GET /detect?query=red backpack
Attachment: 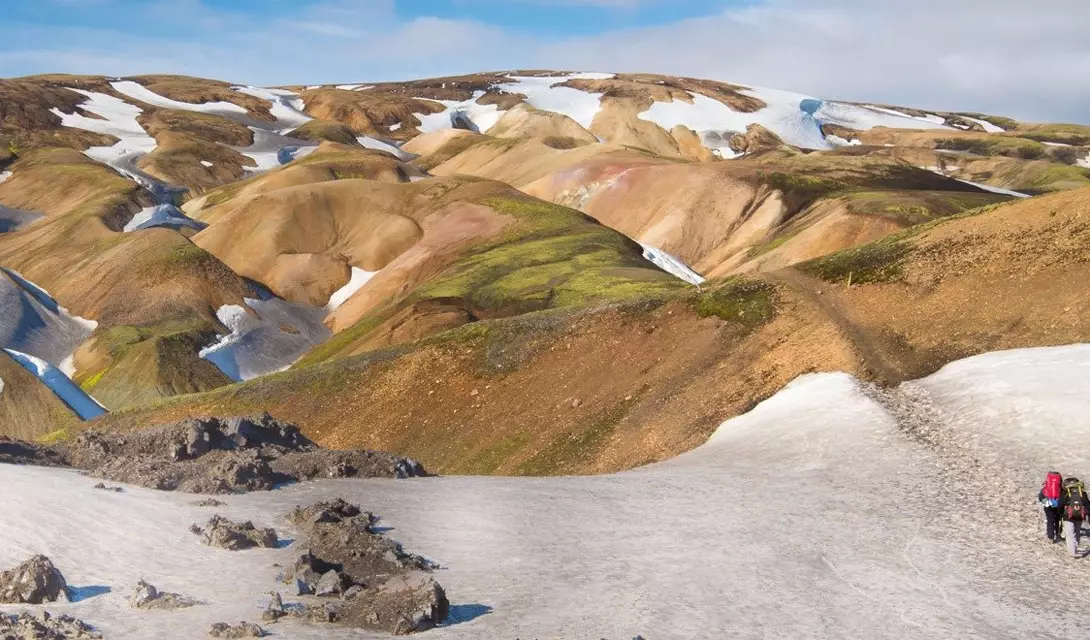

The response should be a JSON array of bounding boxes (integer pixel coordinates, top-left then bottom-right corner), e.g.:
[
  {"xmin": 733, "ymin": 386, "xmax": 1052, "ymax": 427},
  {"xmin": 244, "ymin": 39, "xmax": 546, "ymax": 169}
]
[{"xmin": 1044, "ymin": 472, "xmax": 1063, "ymax": 506}]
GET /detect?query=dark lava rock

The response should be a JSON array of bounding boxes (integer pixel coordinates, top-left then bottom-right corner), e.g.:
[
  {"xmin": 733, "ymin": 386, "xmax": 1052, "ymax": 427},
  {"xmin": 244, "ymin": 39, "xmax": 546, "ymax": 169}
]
[
  {"xmin": 277, "ymin": 499, "xmax": 448, "ymax": 634},
  {"xmin": 0, "ymin": 555, "xmax": 69, "ymax": 604},
  {"xmin": 191, "ymin": 515, "xmax": 278, "ymax": 551},
  {"xmin": 0, "ymin": 611, "xmax": 101, "ymax": 639},
  {"xmin": 0, "ymin": 437, "xmax": 68, "ymax": 467},
  {"xmin": 0, "ymin": 413, "xmax": 428, "ymax": 494},
  {"xmin": 92, "ymin": 482, "xmax": 123, "ymax": 492},
  {"xmin": 129, "ymin": 579, "xmax": 200, "ymax": 610},
  {"xmin": 192, "ymin": 498, "xmax": 227, "ymax": 507},
  {"xmin": 207, "ymin": 621, "xmax": 265, "ymax": 638}
]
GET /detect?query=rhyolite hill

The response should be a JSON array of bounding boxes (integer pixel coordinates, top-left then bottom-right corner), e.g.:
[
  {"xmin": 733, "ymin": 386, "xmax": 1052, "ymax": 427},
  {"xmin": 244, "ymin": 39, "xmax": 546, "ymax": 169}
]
[{"xmin": 1, "ymin": 70, "xmax": 1089, "ymax": 474}]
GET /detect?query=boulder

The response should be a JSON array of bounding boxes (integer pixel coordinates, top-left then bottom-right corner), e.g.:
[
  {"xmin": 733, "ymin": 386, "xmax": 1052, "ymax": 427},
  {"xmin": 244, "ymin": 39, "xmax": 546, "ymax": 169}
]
[
  {"xmin": 207, "ymin": 621, "xmax": 265, "ymax": 638},
  {"xmin": 314, "ymin": 570, "xmax": 347, "ymax": 597},
  {"xmin": 0, "ymin": 611, "xmax": 101, "ymax": 639},
  {"xmin": 192, "ymin": 515, "xmax": 278, "ymax": 550},
  {"xmin": 129, "ymin": 579, "xmax": 199, "ymax": 610},
  {"xmin": 0, "ymin": 555, "xmax": 69, "ymax": 604}
]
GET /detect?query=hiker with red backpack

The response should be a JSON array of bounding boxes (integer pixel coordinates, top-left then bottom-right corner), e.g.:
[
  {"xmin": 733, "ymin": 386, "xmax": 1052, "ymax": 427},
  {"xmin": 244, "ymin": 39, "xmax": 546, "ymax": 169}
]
[
  {"xmin": 1039, "ymin": 471, "xmax": 1064, "ymax": 543},
  {"xmin": 1060, "ymin": 476, "xmax": 1089, "ymax": 557}
]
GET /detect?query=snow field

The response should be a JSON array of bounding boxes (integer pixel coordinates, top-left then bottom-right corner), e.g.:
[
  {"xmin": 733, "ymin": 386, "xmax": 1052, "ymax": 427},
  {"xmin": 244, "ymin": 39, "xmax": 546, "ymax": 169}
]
[
  {"xmin": 6, "ymin": 345, "xmax": 1090, "ymax": 637},
  {"xmin": 325, "ymin": 267, "xmax": 378, "ymax": 312}
]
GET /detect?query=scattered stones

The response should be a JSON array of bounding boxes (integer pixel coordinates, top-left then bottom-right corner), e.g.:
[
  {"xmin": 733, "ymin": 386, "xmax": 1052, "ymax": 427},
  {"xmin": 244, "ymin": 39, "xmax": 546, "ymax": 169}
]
[
  {"xmin": 0, "ymin": 413, "xmax": 428, "ymax": 494},
  {"xmin": 191, "ymin": 515, "xmax": 278, "ymax": 550},
  {"xmin": 192, "ymin": 498, "xmax": 227, "ymax": 507},
  {"xmin": 0, "ymin": 611, "xmax": 101, "ymax": 639},
  {"xmin": 207, "ymin": 621, "xmax": 265, "ymax": 638},
  {"xmin": 261, "ymin": 592, "xmax": 286, "ymax": 623},
  {"xmin": 92, "ymin": 482, "xmax": 123, "ymax": 492},
  {"xmin": 275, "ymin": 499, "xmax": 448, "ymax": 634},
  {"xmin": 0, "ymin": 555, "xmax": 69, "ymax": 604},
  {"xmin": 129, "ymin": 579, "xmax": 200, "ymax": 610}
]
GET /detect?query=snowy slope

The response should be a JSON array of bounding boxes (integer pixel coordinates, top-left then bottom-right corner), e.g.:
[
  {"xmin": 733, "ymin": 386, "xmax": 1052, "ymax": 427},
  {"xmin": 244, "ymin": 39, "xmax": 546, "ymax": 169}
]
[
  {"xmin": 123, "ymin": 204, "xmax": 207, "ymax": 233},
  {"xmin": 0, "ymin": 268, "xmax": 97, "ymax": 375},
  {"xmin": 325, "ymin": 267, "xmax": 378, "ymax": 312},
  {"xmin": 414, "ymin": 73, "xmax": 612, "ymax": 135},
  {"xmin": 639, "ymin": 84, "xmax": 950, "ymax": 151},
  {"xmin": 639, "ymin": 243, "xmax": 704, "ymax": 285},
  {"xmin": 110, "ymin": 81, "xmax": 248, "ymax": 116},
  {"xmin": 199, "ymin": 288, "xmax": 331, "ymax": 382},
  {"xmin": 50, "ymin": 89, "xmax": 158, "ymax": 181},
  {"xmin": 2, "ymin": 349, "xmax": 105, "ymax": 419},
  {"xmin": 5, "ymin": 345, "xmax": 1090, "ymax": 638}
]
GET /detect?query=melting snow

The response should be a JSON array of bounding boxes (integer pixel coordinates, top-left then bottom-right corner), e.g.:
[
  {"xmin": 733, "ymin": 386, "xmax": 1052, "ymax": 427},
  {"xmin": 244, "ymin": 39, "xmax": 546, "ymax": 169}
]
[
  {"xmin": 200, "ymin": 160, "xmax": 214, "ymax": 167},
  {"xmin": 1078, "ymin": 154, "xmax": 1090, "ymax": 169},
  {"xmin": 0, "ymin": 268, "xmax": 97, "ymax": 375},
  {"xmin": 335, "ymin": 84, "xmax": 363, "ymax": 91},
  {"xmin": 502, "ymin": 73, "xmax": 611, "ymax": 130},
  {"xmin": 110, "ymin": 81, "xmax": 248, "ymax": 116},
  {"xmin": 233, "ymin": 86, "xmax": 312, "ymax": 132},
  {"xmin": 955, "ymin": 178, "xmax": 1031, "ymax": 198},
  {"xmin": 50, "ymin": 89, "xmax": 158, "ymax": 167},
  {"xmin": 199, "ymin": 287, "xmax": 331, "ymax": 382},
  {"xmin": 0, "ymin": 171, "xmax": 11, "ymax": 184},
  {"xmin": 414, "ymin": 73, "xmax": 613, "ymax": 135},
  {"xmin": 123, "ymin": 205, "xmax": 207, "ymax": 233},
  {"xmin": 356, "ymin": 136, "xmax": 414, "ymax": 161},
  {"xmin": 325, "ymin": 267, "xmax": 378, "ymax": 312},
  {"xmin": 962, "ymin": 116, "xmax": 1006, "ymax": 133},
  {"xmin": 389, "ymin": 122, "xmax": 402, "ymax": 131},
  {"xmin": 640, "ymin": 243, "xmax": 705, "ymax": 285},
  {"xmin": 827, "ymin": 134, "xmax": 862, "ymax": 147},
  {"xmin": 640, "ymin": 85, "xmax": 949, "ymax": 151},
  {"xmin": 3, "ymin": 349, "xmax": 106, "ymax": 419}
]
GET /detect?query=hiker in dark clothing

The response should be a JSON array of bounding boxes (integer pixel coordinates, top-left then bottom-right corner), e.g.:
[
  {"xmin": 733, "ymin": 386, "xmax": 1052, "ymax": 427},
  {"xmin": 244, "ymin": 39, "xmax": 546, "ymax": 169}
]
[
  {"xmin": 1039, "ymin": 471, "xmax": 1064, "ymax": 543},
  {"xmin": 1060, "ymin": 477, "xmax": 1089, "ymax": 557}
]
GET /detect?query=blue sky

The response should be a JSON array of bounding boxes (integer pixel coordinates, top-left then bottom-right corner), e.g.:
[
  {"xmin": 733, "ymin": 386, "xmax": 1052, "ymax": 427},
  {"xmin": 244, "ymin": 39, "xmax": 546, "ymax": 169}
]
[{"xmin": 2, "ymin": 0, "xmax": 1088, "ymax": 123}]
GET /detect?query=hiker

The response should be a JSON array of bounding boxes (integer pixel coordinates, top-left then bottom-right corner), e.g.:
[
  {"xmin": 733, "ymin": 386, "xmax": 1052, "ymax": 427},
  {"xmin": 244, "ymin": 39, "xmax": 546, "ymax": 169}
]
[
  {"xmin": 1039, "ymin": 471, "xmax": 1064, "ymax": 543},
  {"xmin": 1060, "ymin": 476, "xmax": 1089, "ymax": 557}
]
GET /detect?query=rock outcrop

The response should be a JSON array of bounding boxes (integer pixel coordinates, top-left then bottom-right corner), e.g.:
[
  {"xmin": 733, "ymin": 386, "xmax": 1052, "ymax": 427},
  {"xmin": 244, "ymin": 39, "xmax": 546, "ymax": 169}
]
[
  {"xmin": 0, "ymin": 555, "xmax": 69, "ymax": 604},
  {"xmin": 0, "ymin": 413, "xmax": 427, "ymax": 493},
  {"xmin": 190, "ymin": 515, "xmax": 278, "ymax": 551},
  {"xmin": 129, "ymin": 580, "xmax": 200, "ymax": 610},
  {"xmin": 272, "ymin": 499, "xmax": 448, "ymax": 634},
  {"xmin": 207, "ymin": 621, "xmax": 266, "ymax": 638},
  {"xmin": 0, "ymin": 612, "xmax": 101, "ymax": 639}
]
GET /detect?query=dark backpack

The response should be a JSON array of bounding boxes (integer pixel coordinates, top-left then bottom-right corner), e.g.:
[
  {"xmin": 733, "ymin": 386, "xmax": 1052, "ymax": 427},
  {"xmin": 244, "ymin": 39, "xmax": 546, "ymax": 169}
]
[{"xmin": 1064, "ymin": 477, "xmax": 1087, "ymax": 520}]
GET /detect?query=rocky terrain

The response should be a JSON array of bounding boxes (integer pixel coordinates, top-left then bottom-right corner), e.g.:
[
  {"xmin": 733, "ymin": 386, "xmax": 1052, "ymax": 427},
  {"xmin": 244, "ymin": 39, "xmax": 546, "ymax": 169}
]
[{"xmin": 0, "ymin": 413, "xmax": 426, "ymax": 492}]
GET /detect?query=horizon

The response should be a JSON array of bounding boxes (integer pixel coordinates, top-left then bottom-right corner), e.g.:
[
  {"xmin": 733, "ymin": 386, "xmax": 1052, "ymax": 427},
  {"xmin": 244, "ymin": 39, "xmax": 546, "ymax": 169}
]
[{"xmin": 1, "ymin": 0, "xmax": 1088, "ymax": 125}]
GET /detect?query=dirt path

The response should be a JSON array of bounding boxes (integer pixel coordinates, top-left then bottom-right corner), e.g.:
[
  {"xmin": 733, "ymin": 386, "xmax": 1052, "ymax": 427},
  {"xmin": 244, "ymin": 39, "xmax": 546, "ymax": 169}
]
[{"xmin": 765, "ymin": 266, "xmax": 906, "ymax": 384}]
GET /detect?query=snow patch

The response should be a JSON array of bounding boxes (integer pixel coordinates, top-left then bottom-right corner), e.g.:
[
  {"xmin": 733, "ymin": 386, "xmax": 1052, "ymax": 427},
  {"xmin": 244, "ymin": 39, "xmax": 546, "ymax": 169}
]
[
  {"xmin": 325, "ymin": 267, "xmax": 378, "ymax": 312},
  {"xmin": 3, "ymin": 349, "xmax": 106, "ymax": 419},
  {"xmin": 0, "ymin": 171, "xmax": 11, "ymax": 184},
  {"xmin": 1078, "ymin": 153, "xmax": 1090, "ymax": 169},
  {"xmin": 335, "ymin": 84, "xmax": 363, "ymax": 91},
  {"xmin": 955, "ymin": 179, "xmax": 1031, "ymax": 198},
  {"xmin": 110, "ymin": 81, "xmax": 248, "ymax": 115},
  {"xmin": 200, "ymin": 160, "xmax": 214, "ymax": 167},
  {"xmin": 640, "ymin": 243, "xmax": 705, "ymax": 285},
  {"xmin": 123, "ymin": 205, "xmax": 207, "ymax": 233},
  {"xmin": 50, "ymin": 89, "xmax": 158, "ymax": 168},
  {"xmin": 389, "ymin": 122, "xmax": 402, "ymax": 131},
  {"xmin": 233, "ymin": 86, "xmax": 312, "ymax": 132},
  {"xmin": 414, "ymin": 91, "xmax": 503, "ymax": 134},
  {"xmin": 827, "ymin": 134, "xmax": 862, "ymax": 147},
  {"xmin": 1042, "ymin": 141, "xmax": 1072, "ymax": 147},
  {"xmin": 962, "ymin": 116, "xmax": 1006, "ymax": 133},
  {"xmin": 502, "ymin": 73, "xmax": 611, "ymax": 130},
  {"xmin": 0, "ymin": 268, "xmax": 97, "ymax": 374},
  {"xmin": 356, "ymin": 136, "xmax": 413, "ymax": 161},
  {"xmin": 199, "ymin": 288, "xmax": 331, "ymax": 382}
]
